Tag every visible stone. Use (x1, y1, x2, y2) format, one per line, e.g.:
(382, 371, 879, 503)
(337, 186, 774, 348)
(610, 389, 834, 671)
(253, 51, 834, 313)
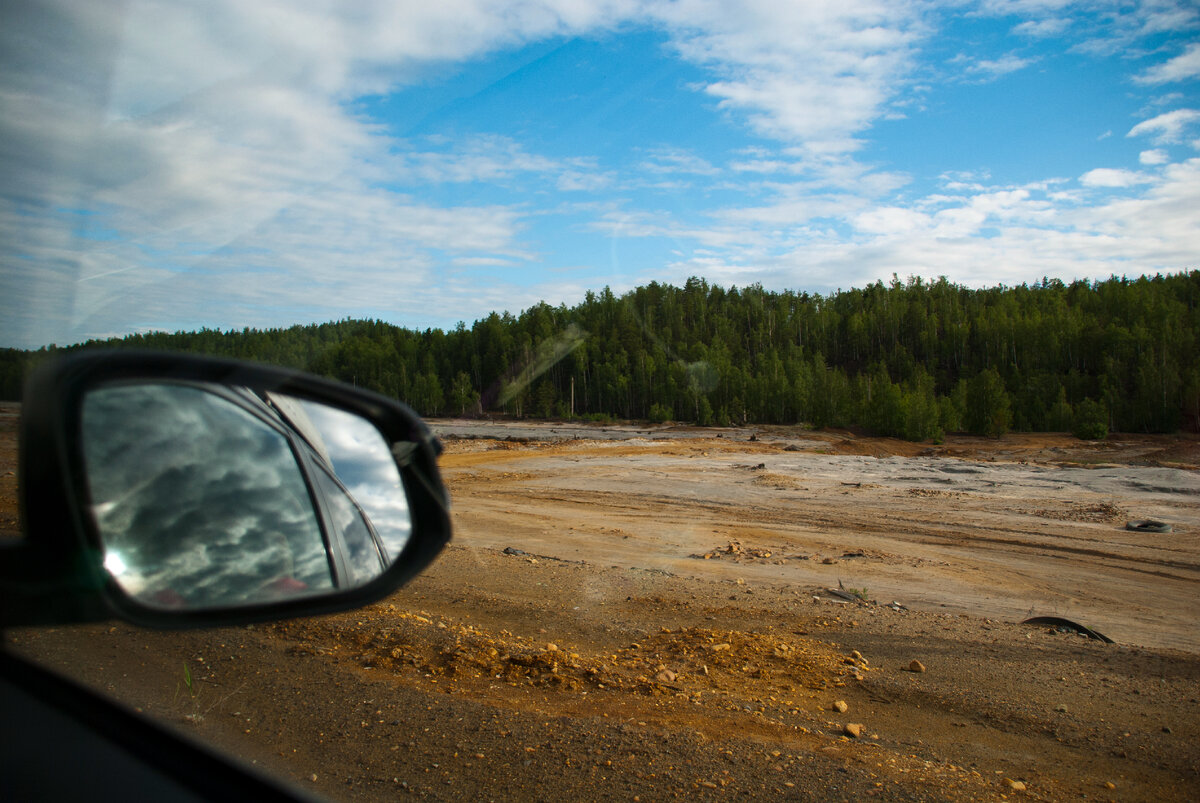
(832, 700, 849, 714)
(655, 669, 677, 683)
(1002, 778, 1026, 792)
(843, 723, 864, 738)
(1054, 704, 1068, 713)
(908, 660, 926, 673)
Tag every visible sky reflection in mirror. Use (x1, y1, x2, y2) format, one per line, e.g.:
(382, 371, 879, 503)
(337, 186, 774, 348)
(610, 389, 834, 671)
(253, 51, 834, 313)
(82, 383, 335, 608)
(284, 397, 413, 564)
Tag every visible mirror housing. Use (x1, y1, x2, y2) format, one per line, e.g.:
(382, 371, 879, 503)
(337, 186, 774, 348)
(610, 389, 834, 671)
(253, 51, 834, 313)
(2, 350, 451, 628)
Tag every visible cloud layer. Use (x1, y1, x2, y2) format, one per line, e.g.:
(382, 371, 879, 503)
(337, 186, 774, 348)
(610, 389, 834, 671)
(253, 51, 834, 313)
(1, 1, 1198, 347)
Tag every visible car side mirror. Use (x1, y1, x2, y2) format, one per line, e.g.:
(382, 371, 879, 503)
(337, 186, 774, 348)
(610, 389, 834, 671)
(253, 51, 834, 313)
(2, 351, 452, 628)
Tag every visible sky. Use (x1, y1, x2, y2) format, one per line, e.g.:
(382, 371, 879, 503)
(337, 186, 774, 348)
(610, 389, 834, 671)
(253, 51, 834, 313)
(1, 0, 1198, 349)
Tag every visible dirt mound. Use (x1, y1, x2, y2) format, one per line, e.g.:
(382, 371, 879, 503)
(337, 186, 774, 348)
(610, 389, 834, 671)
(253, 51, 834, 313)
(273, 604, 849, 705)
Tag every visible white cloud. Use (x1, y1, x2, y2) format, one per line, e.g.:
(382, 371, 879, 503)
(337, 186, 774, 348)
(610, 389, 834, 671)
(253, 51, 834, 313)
(963, 53, 1036, 81)
(855, 206, 931, 236)
(604, 163, 1195, 303)
(1069, 2, 1200, 57)
(1135, 42, 1200, 85)
(1079, 168, 1153, 188)
(1128, 109, 1200, 145)
(1011, 18, 1071, 38)
(393, 136, 566, 184)
(652, 0, 923, 153)
(1136, 4, 1200, 36)
(556, 170, 614, 192)
(1139, 149, 1169, 165)
(638, 149, 721, 176)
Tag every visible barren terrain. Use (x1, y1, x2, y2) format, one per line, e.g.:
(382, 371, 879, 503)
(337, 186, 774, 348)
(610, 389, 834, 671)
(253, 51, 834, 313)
(5, 406, 1200, 800)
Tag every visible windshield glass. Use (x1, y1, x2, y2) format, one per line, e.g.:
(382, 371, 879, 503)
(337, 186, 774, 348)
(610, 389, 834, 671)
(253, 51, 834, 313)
(3, 3, 1199, 802)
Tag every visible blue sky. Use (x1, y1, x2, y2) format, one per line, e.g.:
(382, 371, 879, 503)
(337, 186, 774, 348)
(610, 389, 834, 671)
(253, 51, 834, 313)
(1, 1, 1198, 348)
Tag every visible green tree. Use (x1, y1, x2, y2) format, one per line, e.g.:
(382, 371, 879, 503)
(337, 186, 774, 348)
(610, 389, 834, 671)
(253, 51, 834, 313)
(449, 371, 479, 416)
(1047, 386, 1073, 432)
(1072, 398, 1109, 440)
(965, 369, 1012, 438)
(648, 402, 672, 423)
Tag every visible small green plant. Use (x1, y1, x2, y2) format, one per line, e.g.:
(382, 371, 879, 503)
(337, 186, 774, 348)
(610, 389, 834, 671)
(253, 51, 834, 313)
(846, 586, 869, 602)
(174, 660, 245, 724)
(175, 661, 202, 722)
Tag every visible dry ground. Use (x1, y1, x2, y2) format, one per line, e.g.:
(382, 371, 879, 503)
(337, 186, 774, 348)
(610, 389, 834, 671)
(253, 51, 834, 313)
(5, 408, 1200, 801)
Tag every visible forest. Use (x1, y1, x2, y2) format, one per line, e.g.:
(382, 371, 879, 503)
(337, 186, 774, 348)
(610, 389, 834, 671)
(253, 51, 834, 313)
(2, 272, 1198, 441)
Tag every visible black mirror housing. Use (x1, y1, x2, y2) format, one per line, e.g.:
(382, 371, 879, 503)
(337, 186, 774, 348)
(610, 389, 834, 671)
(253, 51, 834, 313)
(2, 350, 452, 628)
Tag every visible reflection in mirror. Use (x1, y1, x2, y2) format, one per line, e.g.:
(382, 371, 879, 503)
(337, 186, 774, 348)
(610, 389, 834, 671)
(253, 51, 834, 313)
(82, 383, 336, 609)
(270, 395, 412, 563)
(310, 464, 383, 587)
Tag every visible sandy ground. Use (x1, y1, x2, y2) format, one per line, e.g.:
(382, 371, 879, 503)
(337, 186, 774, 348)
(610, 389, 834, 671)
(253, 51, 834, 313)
(433, 420, 1200, 653)
(5, 412, 1200, 800)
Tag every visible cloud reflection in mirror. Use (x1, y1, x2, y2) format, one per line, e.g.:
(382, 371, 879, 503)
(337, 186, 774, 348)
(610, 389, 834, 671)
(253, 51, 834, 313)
(82, 383, 335, 608)
(275, 396, 412, 563)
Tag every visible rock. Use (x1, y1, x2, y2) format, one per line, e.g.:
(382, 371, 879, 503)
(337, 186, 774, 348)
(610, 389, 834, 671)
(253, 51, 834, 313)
(1054, 704, 1068, 713)
(850, 650, 865, 662)
(655, 669, 677, 683)
(710, 643, 731, 652)
(908, 660, 926, 673)
(822, 557, 838, 565)
(545, 643, 558, 652)
(1003, 778, 1026, 792)
(832, 700, 849, 714)
(502, 547, 526, 556)
(1104, 781, 1116, 790)
(843, 723, 864, 738)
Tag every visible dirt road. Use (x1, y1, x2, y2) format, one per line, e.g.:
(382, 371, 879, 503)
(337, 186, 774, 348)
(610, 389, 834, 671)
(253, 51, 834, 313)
(7, 415, 1200, 800)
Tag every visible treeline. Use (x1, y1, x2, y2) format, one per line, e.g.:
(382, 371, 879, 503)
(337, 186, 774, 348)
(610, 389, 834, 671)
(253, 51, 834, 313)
(3, 272, 1198, 440)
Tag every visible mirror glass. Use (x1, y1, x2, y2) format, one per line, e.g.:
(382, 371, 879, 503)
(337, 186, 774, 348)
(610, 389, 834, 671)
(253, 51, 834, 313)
(270, 395, 412, 565)
(80, 382, 410, 609)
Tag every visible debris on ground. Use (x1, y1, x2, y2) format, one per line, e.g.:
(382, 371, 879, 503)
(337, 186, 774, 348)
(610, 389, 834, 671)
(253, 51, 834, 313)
(693, 541, 775, 561)
(1125, 519, 1173, 534)
(825, 588, 865, 604)
(1022, 616, 1114, 644)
